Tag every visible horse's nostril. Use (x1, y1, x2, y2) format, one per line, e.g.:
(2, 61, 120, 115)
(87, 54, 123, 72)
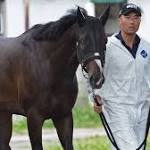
(89, 73, 104, 89)
(101, 76, 105, 85)
(93, 72, 105, 88)
(96, 74, 104, 87)
(102, 74, 105, 83)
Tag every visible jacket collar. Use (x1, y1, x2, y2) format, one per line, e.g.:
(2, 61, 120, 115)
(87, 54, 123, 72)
(115, 32, 140, 58)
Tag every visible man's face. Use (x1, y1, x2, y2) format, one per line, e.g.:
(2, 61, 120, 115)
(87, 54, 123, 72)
(118, 12, 141, 35)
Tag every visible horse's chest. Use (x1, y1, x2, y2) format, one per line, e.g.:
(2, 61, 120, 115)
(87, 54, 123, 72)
(49, 82, 78, 114)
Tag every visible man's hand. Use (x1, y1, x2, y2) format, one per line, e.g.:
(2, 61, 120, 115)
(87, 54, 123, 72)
(93, 95, 103, 113)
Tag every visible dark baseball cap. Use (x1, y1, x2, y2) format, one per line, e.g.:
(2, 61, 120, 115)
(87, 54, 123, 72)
(119, 3, 142, 17)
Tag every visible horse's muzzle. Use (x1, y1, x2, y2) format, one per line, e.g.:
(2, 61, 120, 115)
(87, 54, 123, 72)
(89, 71, 105, 89)
(86, 59, 104, 89)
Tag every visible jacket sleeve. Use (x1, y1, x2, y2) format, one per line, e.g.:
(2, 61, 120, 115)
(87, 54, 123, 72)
(143, 40, 150, 88)
(144, 51, 150, 88)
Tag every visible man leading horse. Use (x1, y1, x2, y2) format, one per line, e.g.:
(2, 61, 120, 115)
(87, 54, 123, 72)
(88, 3, 150, 150)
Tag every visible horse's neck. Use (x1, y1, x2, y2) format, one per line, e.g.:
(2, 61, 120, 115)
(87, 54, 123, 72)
(54, 26, 79, 78)
(65, 51, 79, 79)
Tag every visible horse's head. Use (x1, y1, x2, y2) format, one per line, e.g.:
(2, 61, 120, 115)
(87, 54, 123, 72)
(76, 6, 110, 88)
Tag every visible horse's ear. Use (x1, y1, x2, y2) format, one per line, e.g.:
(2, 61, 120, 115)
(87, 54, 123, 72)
(77, 6, 86, 26)
(99, 6, 110, 26)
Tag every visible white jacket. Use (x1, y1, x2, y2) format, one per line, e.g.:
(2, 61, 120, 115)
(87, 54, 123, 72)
(90, 34, 150, 104)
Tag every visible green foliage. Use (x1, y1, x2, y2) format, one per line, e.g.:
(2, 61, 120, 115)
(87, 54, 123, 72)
(73, 105, 102, 128)
(13, 118, 54, 134)
(43, 119, 54, 128)
(13, 117, 27, 134)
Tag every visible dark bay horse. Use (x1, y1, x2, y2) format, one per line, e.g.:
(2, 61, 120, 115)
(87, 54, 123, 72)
(0, 7, 109, 150)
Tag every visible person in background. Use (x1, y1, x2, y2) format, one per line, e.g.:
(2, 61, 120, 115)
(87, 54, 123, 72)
(88, 3, 150, 150)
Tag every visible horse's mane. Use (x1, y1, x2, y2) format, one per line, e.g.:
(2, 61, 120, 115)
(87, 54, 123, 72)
(24, 8, 88, 41)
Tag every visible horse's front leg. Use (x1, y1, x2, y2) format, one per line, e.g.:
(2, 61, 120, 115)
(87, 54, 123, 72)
(0, 112, 12, 150)
(27, 108, 44, 150)
(52, 112, 74, 150)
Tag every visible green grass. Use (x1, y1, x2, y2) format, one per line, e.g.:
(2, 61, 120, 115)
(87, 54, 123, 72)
(13, 104, 101, 133)
(43, 136, 150, 150)
(43, 136, 109, 150)
(73, 105, 101, 128)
